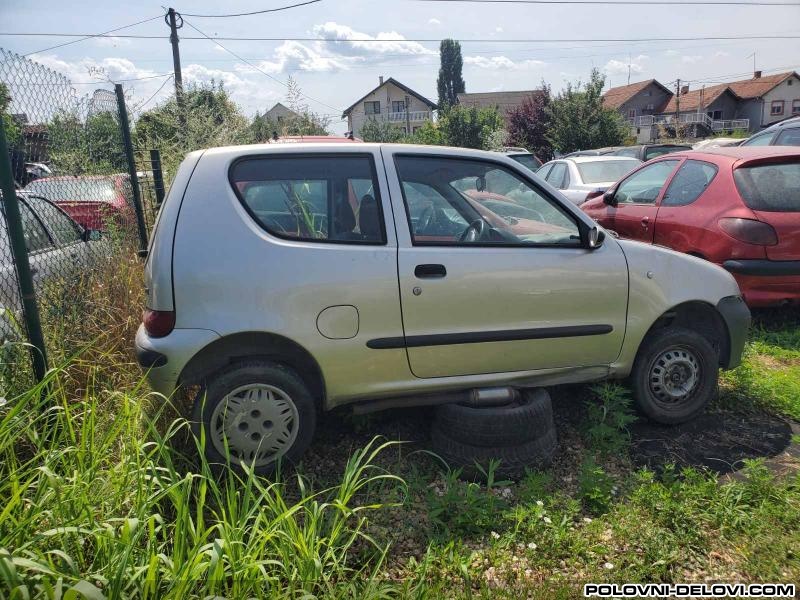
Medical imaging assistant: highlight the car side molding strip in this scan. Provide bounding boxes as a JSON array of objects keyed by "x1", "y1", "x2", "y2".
[{"x1": 366, "y1": 324, "x2": 613, "y2": 350}]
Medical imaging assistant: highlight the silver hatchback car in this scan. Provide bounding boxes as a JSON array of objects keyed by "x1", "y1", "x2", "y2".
[{"x1": 136, "y1": 143, "x2": 750, "y2": 473}]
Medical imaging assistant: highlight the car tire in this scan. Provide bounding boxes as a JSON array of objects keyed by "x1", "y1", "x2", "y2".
[
  {"x1": 433, "y1": 388, "x2": 553, "y2": 448},
  {"x1": 429, "y1": 425, "x2": 557, "y2": 480},
  {"x1": 630, "y1": 327, "x2": 719, "y2": 425},
  {"x1": 191, "y1": 360, "x2": 317, "y2": 475}
]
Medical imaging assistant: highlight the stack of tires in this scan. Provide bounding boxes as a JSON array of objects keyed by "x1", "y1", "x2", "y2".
[{"x1": 429, "y1": 388, "x2": 557, "y2": 480}]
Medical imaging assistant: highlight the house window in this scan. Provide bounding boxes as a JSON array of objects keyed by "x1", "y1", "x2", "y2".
[
  {"x1": 793, "y1": 99, "x2": 800, "y2": 115},
  {"x1": 628, "y1": 109, "x2": 636, "y2": 118},
  {"x1": 392, "y1": 100, "x2": 405, "y2": 113},
  {"x1": 364, "y1": 101, "x2": 381, "y2": 115},
  {"x1": 707, "y1": 110, "x2": 722, "y2": 120},
  {"x1": 771, "y1": 100, "x2": 785, "y2": 116},
  {"x1": 646, "y1": 103, "x2": 654, "y2": 111}
]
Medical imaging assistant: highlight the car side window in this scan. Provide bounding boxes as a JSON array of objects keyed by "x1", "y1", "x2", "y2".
[
  {"x1": 775, "y1": 127, "x2": 800, "y2": 146},
  {"x1": 230, "y1": 155, "x2": 386, "y2": 244},
  {"x1": 546, "y1": 162, "x2": 567, "y2": 189},
  {"x1": 395, "y1": 155, "x2": 581, "y2": 247},
  {"x1": 614, "y1": 160, "x2": 679, "y2": 205},
  {"x1": 742, "y1": 131, "x2": 776, "y2": 146},
  {"x1": 18, "y1": 201, "x2": 54, "y2": 253},
  {"x1": 536, "y1": 164, "x2": 552, "y2": 179},
  {"x1": 662, "y1": 160, "x2": 718, "y2": 207},
  {"x1": 24, "y1": 195, "x2": 82, "y2": 244},
  {"x1": 615, "y1": 147, "x2": 639, "y2": 158}
]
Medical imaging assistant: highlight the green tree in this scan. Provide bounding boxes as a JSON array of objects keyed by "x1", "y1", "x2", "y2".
[
  {"x1": 281, "y1": 75, "x2": 330, "y2": 136},
  {"x1": 0, "y1": 83, "x2": 21, "y2": 146},
  {"x1": 436, "y1": 39, "x2": 465, "y2": 110},
  {"x1": 358, "y1": 118, "x2": 407, "y2": 143},
  {"x1": 439, "y1": 105, "x2": 503, "y2": 149},
  {"x1": 408, "y1": 121, "x2": 445, "y2": 146},
  {"x1": 547, "y1": 69, "x2": 627, "y2": 154}
]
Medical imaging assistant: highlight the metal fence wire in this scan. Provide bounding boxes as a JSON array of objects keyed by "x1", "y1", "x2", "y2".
[{"x1": 0, "y1": 48, "x2": 149, "y2": 392}]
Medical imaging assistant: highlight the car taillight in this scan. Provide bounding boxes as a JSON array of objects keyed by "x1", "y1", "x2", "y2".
[
  {"x1": 585, "y1": 188, "x2": 606, "y2": 201},
  {"x1": 718, "y1": 217, "x2": 778, "y2": 246},
  {"x1": 143, "y1": 309, "x2": 175, "y2": 337}
]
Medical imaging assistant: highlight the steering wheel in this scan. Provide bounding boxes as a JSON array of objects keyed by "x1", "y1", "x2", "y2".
[
  {"x1": 459, "y1": 219, "x2": 487, "y2": 242},
  {"x1": 417, "y1": 205, "x2": 436, "y2": 232}
]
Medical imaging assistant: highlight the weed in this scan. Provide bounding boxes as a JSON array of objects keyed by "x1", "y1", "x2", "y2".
[
  {"x1": 584, "y1": 383, "x2": 637, "y2": 455},
  {"x1": 578, "y1": 458, "x2": 616, "y2": 515}
]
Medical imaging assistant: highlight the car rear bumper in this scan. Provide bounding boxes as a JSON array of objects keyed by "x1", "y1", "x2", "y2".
[
  {"x1": 721, "y1": 261, "x2": 800, "y2": 307},
  {"x1": 716, "y1": 295, "x2": 751, "y2": 370},
  {"x1": 135, "y1": 324, "x2": 220, "y2": 397}
]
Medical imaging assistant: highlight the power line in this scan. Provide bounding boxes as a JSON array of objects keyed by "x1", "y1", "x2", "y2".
[
  {"x1": 5, "y1": 72, "x2": 175, "y2": 85},
  {"x1": 180, "y1": 18, "x2": 344, "y2": 114},
  {"x1": 3, "y1": 32, "x2": 800, "y2": 43},
  {"x1": 415, "y1": 0, "x2": 800, "y2": 4},
  {"x1": 22, "y1": 15, "x2": 164, "y2": 57},
  {"x1": 132, "y1": 74, "x2": 175, "y2": 112},
  {"x1": 181, "y1": 0, "x2": 324, "y2": 18}
]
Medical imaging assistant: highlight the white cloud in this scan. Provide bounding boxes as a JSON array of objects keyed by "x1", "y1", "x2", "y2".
[
  {"x1": 252, "y1": 41, "x2": 350, "y2": 74},
  {"x1": 464, "y1": 55, "x2": 545, "y2": 70},
  {"x1": 664, "y1": 49, "x2": 679, "y2": 57},
  {"x1": 495, "y1": 27, "x2": 504, "y2": 33},
  {"x1": 30, "y1": 54, "x2": 159, "y2": 84},
  {"x1": 603, "y1": 58, "x2": 644, "y2": 77},
  {"x1": 682, "y1": 55, "x2": 703, "y2": 64},
  {"x1": 428, "y1": 17, "x2": 441, "y2": 25},
  {"x1": 714, "y1": 51, "x2": 730, "y2": 58},
  {"x1": 312, "y1": 21, "x2": 435, "y2": 57}
]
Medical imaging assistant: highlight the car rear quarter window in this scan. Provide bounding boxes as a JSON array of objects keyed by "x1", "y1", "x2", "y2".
[
  {"x1": 229, "y1": 155, "x2": 386, "y2": 244},
  {"x1": 24, "y1": 195, "x2": 82, "y2": 244},
  {"x1": 662, "y1": 160, "x2": 718, "y2": 207},
  {"x1": 733, "y1": 161, "x2": 800, "y2": 212}
]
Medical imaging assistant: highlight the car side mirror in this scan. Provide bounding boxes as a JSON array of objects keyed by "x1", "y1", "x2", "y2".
[
  {"x1": 584, "y1": 225, "x2": 604, "y2": 250},
  {"x1": 82, "y1": 229, "x2": 102, "y2": 242},
  {"x1": 603, "y1": 190, "x2": 617, "y2": 206}
]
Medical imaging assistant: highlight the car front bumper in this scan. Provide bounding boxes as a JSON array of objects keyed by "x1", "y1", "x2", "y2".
[
  {"x1": 716, "y1": 295, "x2": 751, "y2": 370},
  {"x1": 135, "y1": 324, "x2": 220, "y2": 397}
]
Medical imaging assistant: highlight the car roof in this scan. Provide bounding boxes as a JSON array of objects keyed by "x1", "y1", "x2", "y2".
[
  {"x1": 668, "y1": 146, "x2": 800, "y2": 160},
  {"x1": 268, "y1": 135, "x2": 363, "y2": 143},
  {"x1": 761, "y1": 116, "x2": 800, "y2": 132},
  {"x1": 564, "y1": 155, "x2": 642, "y2": 164}
]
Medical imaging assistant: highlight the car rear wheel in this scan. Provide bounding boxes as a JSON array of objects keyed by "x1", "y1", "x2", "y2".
[
  {"x1": 192, "y1": 360, "x2": 316, "y2": 475},
  {"x1": 630, "y1": 327, "x2": 718, "y2": 425}
]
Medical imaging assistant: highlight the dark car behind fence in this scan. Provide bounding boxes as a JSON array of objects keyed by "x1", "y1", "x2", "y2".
[{"x1": 0, "y1": 48, "x2": 160, "y2": 392}]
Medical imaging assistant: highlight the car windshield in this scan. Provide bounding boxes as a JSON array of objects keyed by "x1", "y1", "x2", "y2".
[
  {"x1": 576, "y1": 160, "x2": 640, "y2": 184},
  {"x1": 24, "y1": 178, "x2": 117, "y2": 202},
  {"x1": 733, "y1": 161, "x2": 800, "y2": 212},
  {"x1": 509, "y1": 154, "x2": 541, "y2": 170}
]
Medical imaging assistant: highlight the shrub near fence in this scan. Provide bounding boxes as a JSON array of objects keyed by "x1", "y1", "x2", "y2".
[{"x1": 0, "y1": 49, "x2": 150, "y2": 394}]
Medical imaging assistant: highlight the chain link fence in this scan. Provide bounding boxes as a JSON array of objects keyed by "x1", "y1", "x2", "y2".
[{"x1": 0, "y1": 48, "x2": 149, "y2": 393}]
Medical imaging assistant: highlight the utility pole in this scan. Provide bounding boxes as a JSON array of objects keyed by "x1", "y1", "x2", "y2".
[
  {"x1": 166, "y1": 8, "x2": 186, "y2": 132},
  {"x1": 674, "y1": 79, "x2": 681, "y2": 139},
  {"x1": 627, "y1": 53, "x2": 632, "y2": 86}
]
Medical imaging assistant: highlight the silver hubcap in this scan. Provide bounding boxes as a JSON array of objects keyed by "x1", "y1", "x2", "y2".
[
  {"x1": 209, "y1": 384, "x2": 299, "y2": 467},
  {"x1": 649, "y1": 346, "x2": 701, "y2": 404}
]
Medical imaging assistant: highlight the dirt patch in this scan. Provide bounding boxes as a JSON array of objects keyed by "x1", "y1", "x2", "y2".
[{"x1": 630, "y1": 411, "x2": 795, "y2": 474}]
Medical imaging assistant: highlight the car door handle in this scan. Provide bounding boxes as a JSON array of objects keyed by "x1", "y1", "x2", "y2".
[
  {"x1": 414, "y1": 264, "x2": 447, "y2": 278},
  {"x1": 641, "y1": 217, "x2": 649, "y2": 229}
]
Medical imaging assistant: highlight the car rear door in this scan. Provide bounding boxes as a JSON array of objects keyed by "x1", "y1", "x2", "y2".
[
  {"x1": 381, "y1": 147, "x2": 629, "y2": 379},
  {"x1": 607, "y1": 159, "x2": 680, "y2": 242}
]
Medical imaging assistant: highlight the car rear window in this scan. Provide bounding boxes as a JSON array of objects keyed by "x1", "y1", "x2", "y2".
[
  {"x1": 733, "y1": 161, "x2": 800, "y2": 212},
  {"x1": 509, "y1": 154, "x2": 541, "y2": 170},
  {"x1": 229, "y1": 155, "x2": 386, "y2": 244},
  {"x1": 577, "y1": 160, "x2": 640, "y2": 184},
  {"x1": 24, "y1": 178, "x2": 118, "y2": 202}
]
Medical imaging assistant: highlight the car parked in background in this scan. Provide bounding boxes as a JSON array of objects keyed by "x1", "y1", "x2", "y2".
[
  {"x1": 498, "y1": 147, "x2": 542, "y2": 171},
  {"x1": 740, "y1": 116, "x2": 800, "y2": 147},
  {"x1": 536, "y1": 156, "x2": 641, "y2": 205},
  {"x1": 136, "y1": 142, "x2": 750, "y2": 474},
  {"x1": 581, "y1": 147, "x2": 800, "y2": 307},
  {"x1": 565, "y1": 144, "x2": 692, "y2": 161},
  {"x1": 24, "y1": 174, "x2": 134, "y2": 231},
  {"x1": 1, "y1": 192, "x2": 103, "y2": 343}
]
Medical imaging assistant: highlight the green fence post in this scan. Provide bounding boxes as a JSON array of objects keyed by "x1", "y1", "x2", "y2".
[
  {"x1": 0, "y1": 115, "x2": 48, "y2": 382},
  {"x1": 114, "y1": 84, "x2": 149, "y2": 257}
]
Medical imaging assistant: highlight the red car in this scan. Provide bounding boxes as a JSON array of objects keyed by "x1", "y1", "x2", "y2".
[
  {"x1": 23, "y1": 174, "x2": 134, "y2": 231},
  {"x1": 582, "y1": 147, "x2": 800, "y2": 307}
]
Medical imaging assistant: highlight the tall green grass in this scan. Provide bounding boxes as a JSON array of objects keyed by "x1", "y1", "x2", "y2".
[{"x1": 0, "y1": 367, "x2": 407, "y2": 599}]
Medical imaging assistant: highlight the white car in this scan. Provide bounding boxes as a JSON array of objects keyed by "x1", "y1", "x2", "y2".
[
  {"x1": 537, "y1": 156, "x2": 641, "y2": 205},
  {"x1": 136, "y1": 142, "x2": 750, "y2": 474}
]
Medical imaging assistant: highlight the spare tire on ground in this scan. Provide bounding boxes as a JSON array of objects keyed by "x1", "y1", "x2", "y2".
[
  {"x1": 433, "y1": 388, "x2": 553, "y2": 448},
  {"x1": 429, "y1": 388, "x2": 557, "y2": 480}
]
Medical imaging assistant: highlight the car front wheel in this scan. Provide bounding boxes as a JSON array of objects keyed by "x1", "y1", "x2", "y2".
[
  {"x1": 192, "y1": 360, "x2": 317, "y2": 475},
  {"x1": 630, "y1": 327, "x2": 719, "y2": 425}
]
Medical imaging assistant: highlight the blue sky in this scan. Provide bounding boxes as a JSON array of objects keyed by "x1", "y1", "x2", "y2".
[{"x1": 2, "y1": 0, "x2": 800, "y2": 133}]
